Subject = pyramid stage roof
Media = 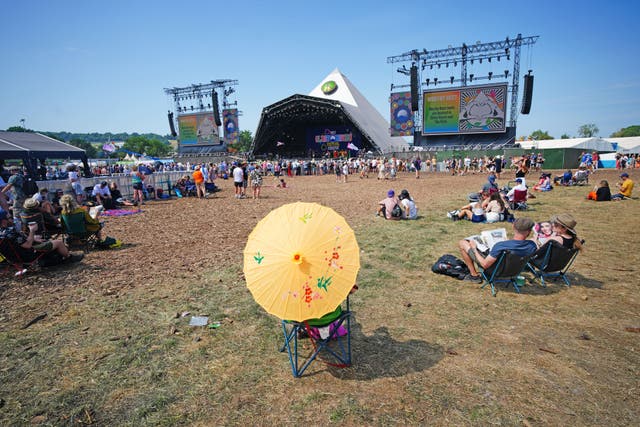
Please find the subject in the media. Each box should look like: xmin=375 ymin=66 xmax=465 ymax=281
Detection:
xmin=251 ymin=69 xmax=405 ymax=156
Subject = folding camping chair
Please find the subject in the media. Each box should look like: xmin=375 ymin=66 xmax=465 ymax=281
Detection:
xmin=481 ymin=250 xmax=531 ymax=296
xmin=280 ymin=296 xmax=352 ymax=377
xmin=0 ymin=236 xmax=48 ymax=276
xmin=60 ymin=211 xmax=102 ymax=252
xmin=509 ymin=189 xmax=528 ymax=211
xmin=527 ymin=241 xmax=582 ymax=287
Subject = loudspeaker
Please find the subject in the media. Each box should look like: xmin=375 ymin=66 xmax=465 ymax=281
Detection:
xmin=168 ymin=111 xmax=177 ymax=137
xmin=410 ymin=65 xmax=419 ymax=111
xmin=521 ymin=74 xmax=534 ymax=115
xmin=212 ymin=90 xmax=222 ymax=126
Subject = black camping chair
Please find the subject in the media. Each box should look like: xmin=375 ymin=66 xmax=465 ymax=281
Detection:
xmin=0 ymin=236 xmax=50 ymax=277
xmin=280 ymin=296 xmax=352 ymax=377
xmin=527 ymin=241 xmax=582 ymax=287
xmin=481 ymin=250 xmax=531 ymax=297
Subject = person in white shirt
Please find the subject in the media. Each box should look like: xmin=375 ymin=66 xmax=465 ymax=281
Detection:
xmin=506 ymin=178 xmax=528 ymax=201
xmin=92 ymin=181 xmax=113 ymax=209
xmin=232 ymin=163 xmax=244 ymax=198
xmin=398 ymin=189 xmax=418 ymax=220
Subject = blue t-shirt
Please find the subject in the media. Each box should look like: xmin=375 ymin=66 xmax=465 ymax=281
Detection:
xmin=489 ymin=239 xmax=537 ymax=259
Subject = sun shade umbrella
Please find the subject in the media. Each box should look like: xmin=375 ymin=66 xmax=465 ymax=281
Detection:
xmin=243 ymin=202 xmax=360 ymax=322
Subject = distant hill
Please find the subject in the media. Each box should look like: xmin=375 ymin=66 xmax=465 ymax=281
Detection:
xmin=40 ymin=131 xmax=171 ymax=144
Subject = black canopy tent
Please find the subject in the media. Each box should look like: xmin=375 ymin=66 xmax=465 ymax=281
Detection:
xmin=0 ymin=131 xmax=90 ymax=178
xmin=251 ymin=94 xmax=378 ymax=157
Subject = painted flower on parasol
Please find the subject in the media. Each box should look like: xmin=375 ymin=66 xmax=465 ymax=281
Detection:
xmin=243 ymin=202 xmax=360 ymax=322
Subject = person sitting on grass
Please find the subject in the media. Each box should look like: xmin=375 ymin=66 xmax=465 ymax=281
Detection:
xmin=0 ymin=210 xmax=83 ymax=265
xmin=484 ymin=192 xmax=507 ymax=223
xmin=612 ymin=172 xmax=634 ymax=200
xmin=532 ymin=173 xmax=552 ymax=192
xmin=553 ymin=170 xmax=573 ymax=186
xmin=398 ymin=189 xmax=418 ymax=220
xmin=587 ymin=180 xmax=611 ymax=201
xmin=377 ymin=189 xmax=401 ymax=220
xmin=108 ymin=182 xmax=134 ymax=207
xmin=457 ymin=217 xmax=537 ymax=284
xmin=448 ymin=192 xmax=490 ymax=222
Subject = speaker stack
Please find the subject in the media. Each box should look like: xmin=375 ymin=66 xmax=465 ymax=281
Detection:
xmin=521 ymin=73 xmax=534 ymax=115
xmin=212 ymin=90 xmax=222 ymax=126
xmin=410 ymin=64 xmax=419 ymax=111
xmin=167 ymin=111 xmax=177 ymax=137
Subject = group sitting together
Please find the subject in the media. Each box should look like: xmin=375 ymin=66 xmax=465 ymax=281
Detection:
xmin=377 ymin=189 xmax=418 ymax=220
xmin=457 ymin=213 xmax=582 ymax=284
xmin=1 ymin=166 xmax=122 ymax=271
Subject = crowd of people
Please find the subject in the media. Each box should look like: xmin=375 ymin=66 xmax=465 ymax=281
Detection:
xmin=0 ymin=164 xmax=123 ymax=272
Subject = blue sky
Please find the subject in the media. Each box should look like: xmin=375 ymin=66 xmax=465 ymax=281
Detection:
xmin=1 ymin=0 xmax=639 ymax=140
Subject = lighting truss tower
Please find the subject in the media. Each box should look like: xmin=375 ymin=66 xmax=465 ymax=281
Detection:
xmin=387 ymin=34 xmax=538 ymax=129
xmin=164 ymin=79 xmax=239 ymax=115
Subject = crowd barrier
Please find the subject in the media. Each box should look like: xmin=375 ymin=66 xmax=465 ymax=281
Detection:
xmin=36 ymin=171 xmax=188 ymax=199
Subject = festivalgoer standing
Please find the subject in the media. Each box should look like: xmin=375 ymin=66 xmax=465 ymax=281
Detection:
xmin=131 ymin=165 xmax=146 ymax=206
xmin=192 ymin=166 xmax=206 ymax=199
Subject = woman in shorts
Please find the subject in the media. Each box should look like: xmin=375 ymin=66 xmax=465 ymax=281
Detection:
xmin=131 ymin=165 xmax=145 ymax=206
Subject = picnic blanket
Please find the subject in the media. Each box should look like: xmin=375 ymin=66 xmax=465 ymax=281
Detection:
xmin=101 ymin=209 xmax=143 ymax=217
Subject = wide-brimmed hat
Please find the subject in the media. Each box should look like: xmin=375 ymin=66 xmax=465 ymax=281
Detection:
xmin=551 ymin=213 xmax=577 ymax=234
xmin=399 ymin=189 xmax=410 ymax=199
xmin=23 ymin=198 xmax=39 ymax=210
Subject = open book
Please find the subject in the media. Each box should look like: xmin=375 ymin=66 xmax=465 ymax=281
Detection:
xmin=465 ymin=228 xmax=507 ymax=253
xmin=89 ymin=205 xmax=104 ymax=219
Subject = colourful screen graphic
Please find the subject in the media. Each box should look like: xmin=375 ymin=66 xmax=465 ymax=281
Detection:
xmin=223 ymin=109 xmax=239 ymax=145
xmin=389 ymin=92 xmax=414 ymax=136
xmin=422 ymin=84 xmax=507 ymax=135
xmin=178 ymin=112 xmax=220 ymax=145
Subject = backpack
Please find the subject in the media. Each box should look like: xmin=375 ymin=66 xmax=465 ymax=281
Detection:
xmin=431 ymin=254 xmax=470 ymax=280
xmin=22 ymin=176 xmax=39 ymax=197
xmin=391 ymin=203 xmax=403 ymax=218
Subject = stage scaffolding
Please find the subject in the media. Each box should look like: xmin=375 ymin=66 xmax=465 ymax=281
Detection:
xmin=388 ymin=34 xmax=539 ymax=136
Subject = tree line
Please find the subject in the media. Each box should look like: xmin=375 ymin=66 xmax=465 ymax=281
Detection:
xmin=524 ymin=124 xmax=639 ymax=141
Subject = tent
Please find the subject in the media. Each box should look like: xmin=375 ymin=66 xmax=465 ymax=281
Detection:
xmin=0 ymin=131 xmax=89 ymax=176
xmin=603 ymin=136 xmax=640 ymax=153
xmin=518 ymin=137 xmax=617 ymax=152
xmin=251 ymin=68 xmax=406 ymax=156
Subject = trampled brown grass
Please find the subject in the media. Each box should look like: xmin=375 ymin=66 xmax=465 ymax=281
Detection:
xmin=1 ymin=168 xmax=638 ymax=425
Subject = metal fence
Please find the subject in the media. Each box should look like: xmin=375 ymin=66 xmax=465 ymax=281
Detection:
xmin=36 ymin=171 xmax=188 ymax=199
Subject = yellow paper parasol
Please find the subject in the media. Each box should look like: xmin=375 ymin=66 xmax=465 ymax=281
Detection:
xmin=243 ymin=202 xmax=360 ymax=322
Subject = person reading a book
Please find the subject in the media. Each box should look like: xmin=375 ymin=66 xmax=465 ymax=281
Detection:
xmin=546 ymin=213 xmax=582 ymax=251
xmin=458 ymin=217 xmax=537 ymax=284
xmin=60 ymin=195 xmax=121 ymax=249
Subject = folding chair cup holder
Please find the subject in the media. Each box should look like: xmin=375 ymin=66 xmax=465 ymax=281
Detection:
xmin=280 ymin=297 xmax=352 ymax=377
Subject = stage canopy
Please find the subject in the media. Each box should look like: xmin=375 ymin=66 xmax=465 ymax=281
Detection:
xmin=0 ymin=131 xmax=89 ymax=175
xmin=251 ymin=68 xmax=406 ymax=156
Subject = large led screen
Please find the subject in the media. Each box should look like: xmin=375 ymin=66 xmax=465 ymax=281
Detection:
xmin=178 ymin=112 xmax=221 ymax=145
xmin=422 ymin=83 xmax=507 ymax=135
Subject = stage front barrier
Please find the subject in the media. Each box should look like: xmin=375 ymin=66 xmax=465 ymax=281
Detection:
xmin=36 ymin=171 xmax=187 ymax=200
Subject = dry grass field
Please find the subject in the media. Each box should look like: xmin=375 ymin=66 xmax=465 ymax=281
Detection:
xmin=1 ymin=168 xmax=639 ymax=426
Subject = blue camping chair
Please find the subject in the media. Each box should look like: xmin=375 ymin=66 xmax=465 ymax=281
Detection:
xmin=280 ymin=296 xmax=352 ymax=377
xmin=527 ymin=241 xmax=582 ymax=287
xmin=481 ymin=250 xmax=531 ymax=297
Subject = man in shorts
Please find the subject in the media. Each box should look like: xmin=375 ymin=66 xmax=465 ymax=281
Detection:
xmin=458 ymin=217 xmax=537 ymax=283
xmin=232 ymin=162 xmax=244 ymax=199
